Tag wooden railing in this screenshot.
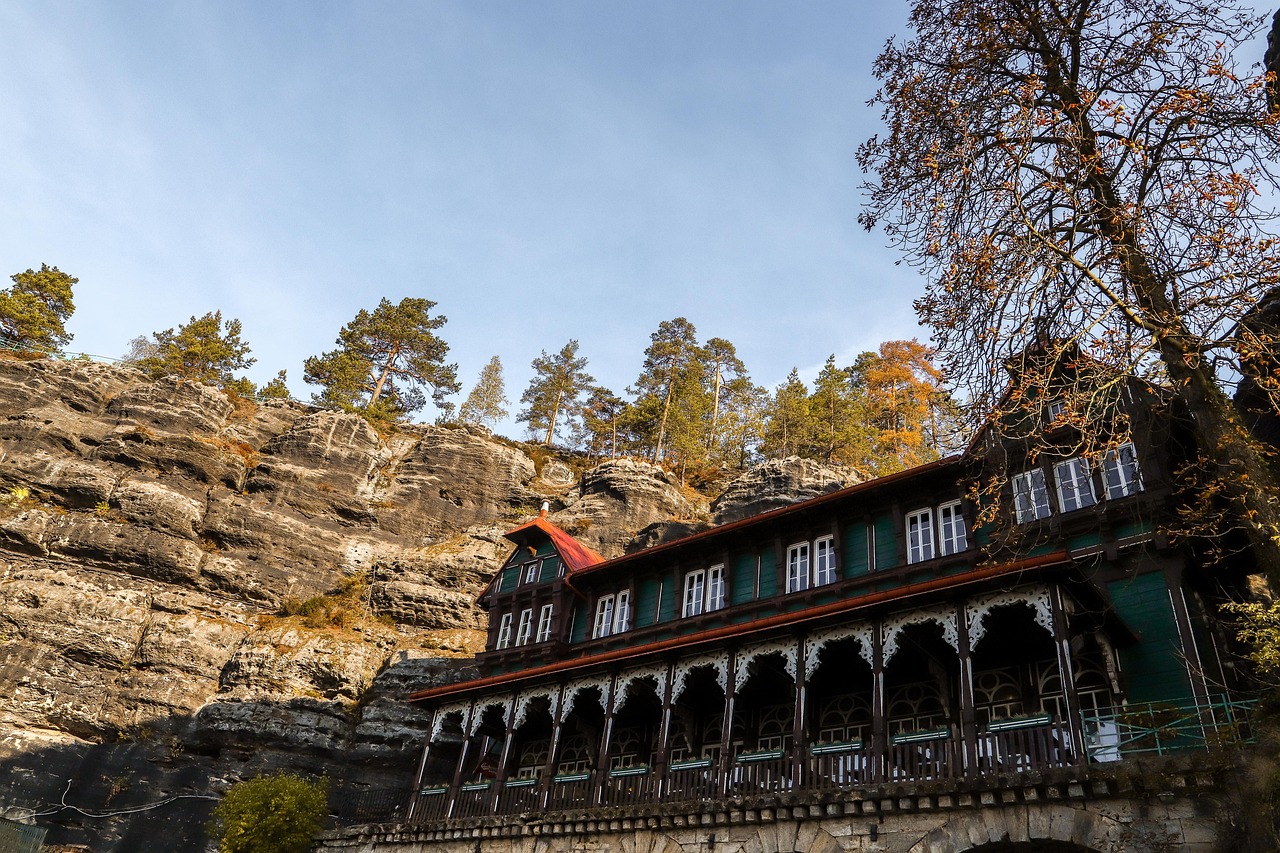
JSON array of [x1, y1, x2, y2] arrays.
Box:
[[405, 719, 1089, 824]]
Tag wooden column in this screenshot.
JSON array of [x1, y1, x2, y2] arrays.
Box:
[[654, 664, 676, 797], [537, 685, 567, 810], [1165, 566, 1213, 710], [445, 701, 477, 819], [1049, 586, 1085, 765], [489, 696, 519, 813], [592, 674, 619, 806], [871, 620, 887, 783], [791, 635, 808, 788], [718, 650, 738, 796], [954, 602, 979, 777], [404, 719, 436, 821]]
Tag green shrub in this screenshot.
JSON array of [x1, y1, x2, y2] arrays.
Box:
[[208, 772, 328, 853]]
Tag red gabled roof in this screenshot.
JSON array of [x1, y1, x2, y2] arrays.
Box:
[[505, 515, 605, 572]]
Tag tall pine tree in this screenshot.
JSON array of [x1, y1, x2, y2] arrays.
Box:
[[629, 318, 704, 464], [518, 340, 594, 445], [459, 356, 509, 428]]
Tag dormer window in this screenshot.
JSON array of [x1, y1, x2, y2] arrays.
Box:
[[524, 561, 540, 585], [1045, 399, 1067, 424]]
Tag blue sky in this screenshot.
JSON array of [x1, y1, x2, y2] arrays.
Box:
[[0, 1, 1221, 437]]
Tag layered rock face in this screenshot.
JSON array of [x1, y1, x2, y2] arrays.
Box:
[[0, 358, 707, 851]]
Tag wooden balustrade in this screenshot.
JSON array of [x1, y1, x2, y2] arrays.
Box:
[[404, 720, 1085, 824]]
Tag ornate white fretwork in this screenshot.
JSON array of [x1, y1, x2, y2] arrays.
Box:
[[881, 606, 959, 665], [733, 638, 799, 691], [615, 664, 669, 709], [964, 586, 1054, 651], [468, 696, 513, 735], [804, 623, 875, 678], [563, 675, 613, 715], [672, 650, 731, 699], [513, 687, 561, 728], [430, 700, 471, 740]]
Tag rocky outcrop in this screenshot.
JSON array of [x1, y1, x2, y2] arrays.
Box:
[[551, 459, 708, 555], [711, 456, 860, 525]]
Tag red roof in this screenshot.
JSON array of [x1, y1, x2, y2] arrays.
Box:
[[504, 515, 605, 572]]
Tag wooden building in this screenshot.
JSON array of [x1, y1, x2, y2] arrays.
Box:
[[402, 371, 1246, 822]]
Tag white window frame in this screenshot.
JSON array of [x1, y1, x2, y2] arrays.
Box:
[[683, 569, 706, 617], [515, 608, 534, 645], [1102, 442, 1143, 499], [536, 603, 554, 643], [1045, 398, 1066, 424], [906, 509, 935, 564], [1054, 457, 1097, 513], [786, 542, 810, 593], [613, 589, 631, 633], [707, 565, 725, 611], [594, 594, 616, 638], [496, 612, 513, 649], [814, 536, 837, 586], [524, 560, 540, 585], [938, 500, 967, 556], [1012, 468, 1051, 523]]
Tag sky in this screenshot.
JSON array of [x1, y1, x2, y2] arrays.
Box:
[[0, 2, 1268, 439]]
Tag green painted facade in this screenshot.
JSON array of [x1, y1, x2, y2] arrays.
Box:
[[1107, 571, 1192, 703]]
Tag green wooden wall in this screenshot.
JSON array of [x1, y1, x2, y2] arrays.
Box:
[[1107, 571, 1192, 703]]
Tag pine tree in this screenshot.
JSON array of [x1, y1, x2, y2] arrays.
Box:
[[303, 297, 459, 422], [459, 356, 509, 428], [853, 339, 947, 474], [629, 318, 705, 464], [259, 370, 292, 401], [136, 311, 255, 385], [715, 377, 768, 470], [807, 355, 866, 467], [518, 341, 594, 445], [580, 386, 628, 459], [761, 369, 811, 459], [0, 263, 76, 350], [702, 337, 746, 454]]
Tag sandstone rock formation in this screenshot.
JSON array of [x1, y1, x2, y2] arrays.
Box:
[[710, 456, 860, 525], [0, 358, 843, 851]]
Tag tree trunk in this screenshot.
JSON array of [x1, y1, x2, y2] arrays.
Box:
[[368, 345, 400, 406]]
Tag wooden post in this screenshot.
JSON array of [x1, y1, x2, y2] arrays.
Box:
[[593, 674, 619, 806], [445, 701, 477, 819], [537, 686, 567, 810], [955, 602, 979, 778], [718, 649, 738, 796], [1164, 565, 1213, 711], [404, 717, 435, 822], [1049, 585, 1085, 766], [655, 664, 676, 797], [490, 696, 518, 814], [792, 636, 808, 789], [872, 619, 887, 783]]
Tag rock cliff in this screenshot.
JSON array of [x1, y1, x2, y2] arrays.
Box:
[[0, 358, 842, 851]]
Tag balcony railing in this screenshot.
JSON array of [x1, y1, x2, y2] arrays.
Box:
[[398, 697, 1254, 825]]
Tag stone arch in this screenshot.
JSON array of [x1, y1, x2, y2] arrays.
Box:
[[908, 804, 1127, 853]]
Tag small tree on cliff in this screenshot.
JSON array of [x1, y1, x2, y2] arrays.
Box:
[[303, 297, 460, 422], [459, 355, 509, 428], [208, 772, 328, 853], [136, 311, 255, 385], [859, 0, 1280, 585], [518, 340, 594, 445], [0, 263, 76, 350]]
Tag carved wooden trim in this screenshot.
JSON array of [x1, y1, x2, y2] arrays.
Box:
[[804, 622, 875, 677], [882, 606, 958, 665], [734, 638, 799, 691], [964, 585, 1053, 651], [673, 650, 731, 699]]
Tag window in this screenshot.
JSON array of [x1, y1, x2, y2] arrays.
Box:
[[536, 603, 554, 643], [614, 590, 631, 633], [1012, 469, 1051, 523], [814, 537, 837, 586], [594, 595, 616, 638], [515, 608, 533, 645], [1054, 458, 1097, 512], [938, 501, 967, 556], [496, 612, 513, 649], [1102, 443, 1143, 499], [786, 542, 811, 593], [707, 565, 725, 611], [524, 560, 540, 585], [1045, 399, 1066, 424], [906, 509, 934, 564], [683, 570, 706, 617]]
